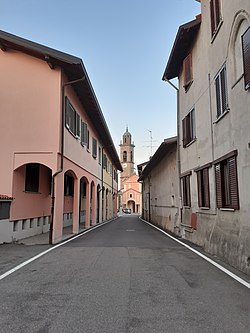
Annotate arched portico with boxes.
[127,199,135,213]
[96,184,101,223]
[79,176,90,229]
[90,181,96,226]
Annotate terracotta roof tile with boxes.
[0,194,13,200]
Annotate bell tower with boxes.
[119,126,135,190]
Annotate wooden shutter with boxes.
[81,121,88,145]
[215,163,222,208]
[242,27,250,89]
[92,138,97,158]
[214,0,221,29]
[183,54,192,88]
[220,67,228,113]
[210,0,215,35]
[203,168,210,208]
[228,157,239,210]
[182,117,188,147]
[187,175,191,207]
[210,0,221,36]
[215,76,222,117]
[197,171,202,207]
[65,97,70,128]
[76,113,80,137]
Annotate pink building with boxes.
[0,30,122,244]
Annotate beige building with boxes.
[138,137,179,233]
[163,0,250,274]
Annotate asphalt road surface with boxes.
[0,215,250,333]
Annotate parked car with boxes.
[123,208,131,214]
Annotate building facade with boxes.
[0,30,122,244]
[139,137,179,233]
[163,0,250,274]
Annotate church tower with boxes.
[119,126,135,190]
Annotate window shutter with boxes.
[183,54,192,87]
[87,130,90,149]
[92,138,97,158]
[242,26,250,89]
[215,76,222,117]
[186,175,191,207]
[215,163,222,208]
[220,67,228,113]
[228,157,239,210]
[210,0,215,35]
[76,113,80,137]
[197,171,202,207]
[214,0,221,28]
[182,118,187,147]
[65,97,70,128]
[81,121,88,145]
[203,168,210,208]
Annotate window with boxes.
[65,97,80,137]
[123,151,127,162]
[25,163,39,192]
[130,194,133,198]
[182,175,191,207]
[64,174,74,196]
[98,146,102,165]
[92,138,97,158]
[183,54,193,90]
[215,152,239,210]
[210,0,221,37]
[242,26,250,90]
[197,168,210,208]
[130,151,133,162]
[81,121,88,146]
[87,130,90,150]
[0,202,11,220]
[182,109,196,147]
[103,154,107,170]
[215,65,228,118]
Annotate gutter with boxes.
[49,76,85,245]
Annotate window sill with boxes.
[232,74,244,89]
[219,208,235,212]
[184,80,193,93]
[213,109,229,124]
[211,20,223,44]
[185,138,196,148]
[199,207,210,210]
[66,127,79,140]
[183,206,191,209]
[24,191,40,194]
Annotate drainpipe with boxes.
[49,76,85,244]
[164,79,183,230]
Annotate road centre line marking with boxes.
[0,219,113,281]
[140,217,250,289]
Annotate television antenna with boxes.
[143,130,158,158]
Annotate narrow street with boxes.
[1,215,250,333]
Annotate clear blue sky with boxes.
[0,0,200,165]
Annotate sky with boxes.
[0,0,201,165]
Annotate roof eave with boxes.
[0,30,122,171]
[162,15,201,81]
[138,136,177,181]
